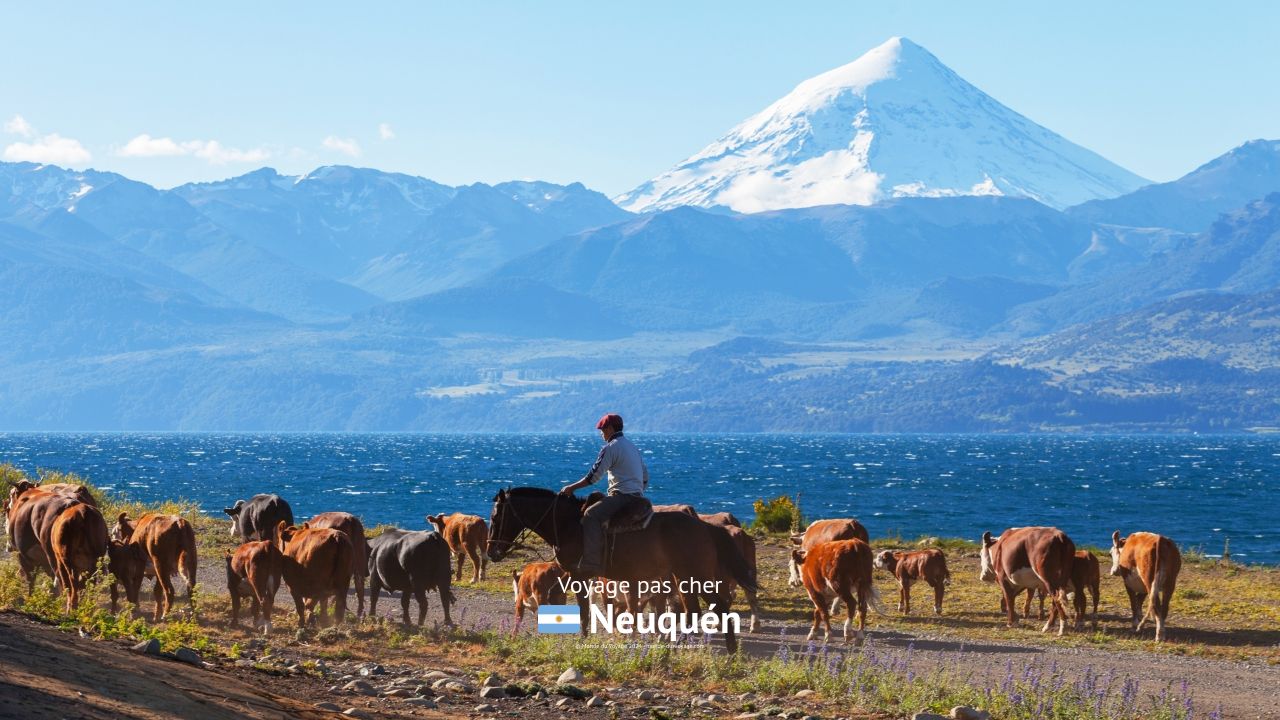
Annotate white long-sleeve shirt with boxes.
[581,433,649,495]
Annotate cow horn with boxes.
[1112,530,1122,547]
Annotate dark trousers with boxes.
[581,493,648,569]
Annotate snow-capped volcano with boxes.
[616,37,1149,213]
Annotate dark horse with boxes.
[485,487,757,652]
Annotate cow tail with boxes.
[711,525,757,594]
[865,582,887,615]
[177,519,198,593]
[942,563,952,587]
[1143,538,1164,629]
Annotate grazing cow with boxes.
[426,512,487,583]
[873,549,951,615]
[792,539,882,644]
[112,513,199,621]
[1110,530,1182,642]
[789,518,869,588]
[6,490,82,593]
[277,521,353,626]
[107,540,146,613]
[49,503,109,612]
[979,526,1075,635]
[367,527,454,626]
[226,540,283,634]
[307,512,369,618]
[512,561,568,629]
[224,494,294,541]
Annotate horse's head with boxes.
[486,488,520,562]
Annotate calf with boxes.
[979,527,1075,635]
[512,561,568,630]
[792,539,881,644]
[873,549,950,615]
[49,503,109,612]
[107,540,146,613]
[112,513,198,621]
[226,540,283,634]
[224,494,293,541]
[1110,530,1181,642]
[789,518,869,587]
[427,512,487,583]
[307,512,369,618]
[367,527,454,626]
[277,520,353,626]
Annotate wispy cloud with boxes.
[378,123,395,141]
[117,134,270,165]
[3,133,92,166]
[322,135,362,157]
[4,114,34,138]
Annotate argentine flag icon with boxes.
[537,604,581,634]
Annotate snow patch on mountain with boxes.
[617,37,1148,213]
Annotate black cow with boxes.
[367,528,454,626]
[223,494,293,542]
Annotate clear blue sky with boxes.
[3,2,1278,194]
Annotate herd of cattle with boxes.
[2,481,1184,646]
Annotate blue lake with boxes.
[1,433,1276,563]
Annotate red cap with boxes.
[595,413,623,431]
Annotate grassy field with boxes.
[2,467,1275,719]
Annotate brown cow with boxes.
[512,561,567,630]
[979,527,1075,635]
[307,512,368,618]
[1110,530,1181,642]
[277,520,353,626]
[652,503,698,516]
[112,513,199,621]
[107,540,146,613]
[5,480,97,512]
[226,540,283,634]
[791,539,882,644]
[49,503,109,612]
[873,549,950,615]
[789,518,869,588]
[427,512,487,583]
[5,490,82,594]
[699,511,742,528]
[717,524,761,632]
[1008,550,1101,632]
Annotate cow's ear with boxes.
[982,531,993,547]
[789,534,803,545]
[301,521,310,530]
[1112,530,1122,547]
[222,507,237,516]
[117,512,129,524]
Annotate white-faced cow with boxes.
[224,494,294,542]
[979,526,1075,635]
[789,518,869,587]
[1110,530,1181,642]
[791,539,882,645]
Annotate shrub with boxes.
[750,494,803,534]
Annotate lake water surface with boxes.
[2,433,1276,563]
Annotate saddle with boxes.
[584,492,654,535]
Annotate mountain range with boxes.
[2,37,1280,431]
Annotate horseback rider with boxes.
[559,413,650,575]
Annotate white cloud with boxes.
[322,135,362,157]
[117,134,270,165]
[4,114,34,137]
[3,133,92,166]
[378,123,395,141]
